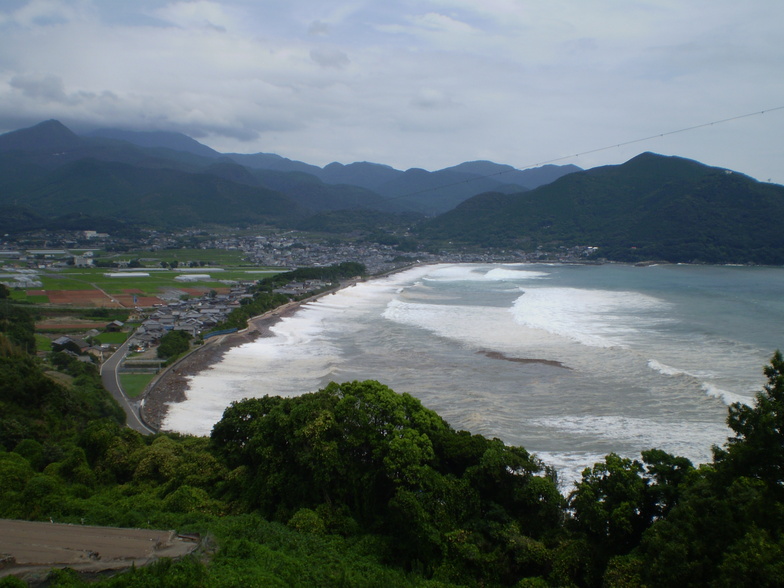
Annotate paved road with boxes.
[100,338,156,435]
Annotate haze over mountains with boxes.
[1,119,783,264]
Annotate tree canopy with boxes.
[2,298,784,586]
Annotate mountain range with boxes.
[421,152,784,263]
[0,120,578,230]
[1,119,783,264]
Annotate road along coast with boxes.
[140,296,321,430]
[140,272,392,431]
[140,264,425,431]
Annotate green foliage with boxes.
[3,293,784,588]
[256,262,366,292]
[214,291,289,331]
[157,330,191,359]
[636,351,784,587]
[211,380,562,583]
[715,350,784,486]
[0,303,36,353]
[418,153,784,264]
[213,263,366,332]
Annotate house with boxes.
[105,320,124,332]
[52,336,90,354]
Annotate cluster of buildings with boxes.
[127,288,252,352]
[2,228,602,281]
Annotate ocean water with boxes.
[163,263,784,489]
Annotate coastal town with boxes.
[0,225,603,436]
[1,226,598,280]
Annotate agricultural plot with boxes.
[121,247,249,266]
[94,331,128,345]
[119,373,156,398]
[14,266,281,307]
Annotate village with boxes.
[1,226,600,369]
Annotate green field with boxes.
[9,289,29,301]
[32,267,282,297]
[94,331,128,345]
[120,247,250,266]
[35,334,52,352]
[119,373,157,398]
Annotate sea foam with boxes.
[510,287,670,348]
[422,264,550,282]
[647,359,753,406]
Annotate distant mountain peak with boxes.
[0,119,81,153]
[85,127,221,159]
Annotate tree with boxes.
[639,351,784,586]
[157,330,191,359]
[210,380,564,582]
[569,453,650,554]
[714,350,784,488]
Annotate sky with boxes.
[0,0,782,183]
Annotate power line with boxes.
[383,106,784,202]
[522,106,784,169]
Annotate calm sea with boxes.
[163,263,784,489]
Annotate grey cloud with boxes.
[310,47,350,69]
[410,89,457,110]
[308,20,330,36]
[9,75,120,107]
[10,74,68,102]
[198,125,259,142]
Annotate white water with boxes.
[163,263,784,489]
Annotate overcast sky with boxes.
[1,0,782,182]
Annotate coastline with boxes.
[139,300,299,431]
[140,265,421,431]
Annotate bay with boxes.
[163,263,784,489]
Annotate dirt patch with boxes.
[0,518,198,580]
[114,294,165,308]
[35,317,108,331]
[45,290,119,307]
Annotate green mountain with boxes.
[87,125,579,214]
[4,121,781,265]
[315,160,580,215]
[420,152,784,264]
[86,127,222,159]
[0,157,304,229]
[0,120,580,232]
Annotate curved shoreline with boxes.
[139,302,292,430]
[140,267,420,431]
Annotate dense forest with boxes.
[2,285,784,586]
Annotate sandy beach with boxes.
[140,265,426,430]
[137,261,402,432]
[140,299,303,431]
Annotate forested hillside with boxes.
[2,284,784,585]
[420,153,784,264]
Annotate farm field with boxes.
[119,373,157,398]
[123,247,250,266]
[10,265,281,307]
